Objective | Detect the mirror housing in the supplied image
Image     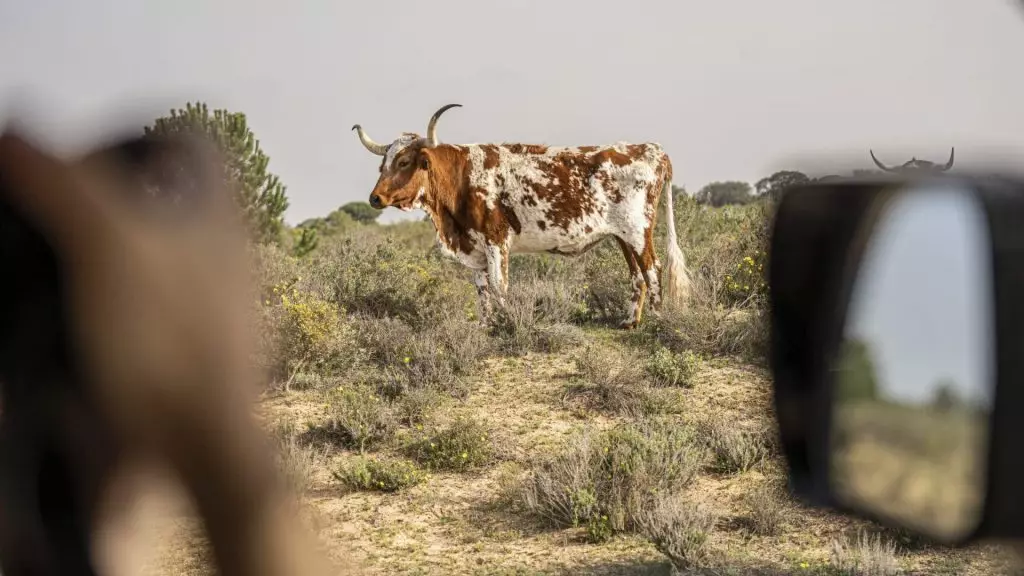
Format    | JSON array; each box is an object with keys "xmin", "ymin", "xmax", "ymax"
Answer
[{"xmin": 769, "ymin": 172, "xmax": 1024, "ymax": 545}]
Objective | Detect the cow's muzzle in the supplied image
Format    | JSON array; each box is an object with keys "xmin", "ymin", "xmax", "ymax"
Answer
[{"xmin": 369, "ymin": 194, "xmax": 383, "ymax": 209}]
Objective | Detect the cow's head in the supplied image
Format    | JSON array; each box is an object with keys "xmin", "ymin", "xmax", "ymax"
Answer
[
  {"xmin": 352, "ymin": 104, "xmax": 461, "ymax": 211},
  {"xmin": 869, "ymin": 148, "xmax": 955, "ymax": 173}
]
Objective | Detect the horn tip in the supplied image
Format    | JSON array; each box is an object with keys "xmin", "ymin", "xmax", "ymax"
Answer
[{"xmin": 351, "ymin": 124, "xmax": 360, "ymax": 131}]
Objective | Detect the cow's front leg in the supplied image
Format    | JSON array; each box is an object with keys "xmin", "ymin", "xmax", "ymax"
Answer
[
  {"xmin": 473, "ymin": 269, "xmax": 494, "ymax": 322},
  {"xmin": 485, "ymin": 242, "xmax": 509, "ymax": 309}
]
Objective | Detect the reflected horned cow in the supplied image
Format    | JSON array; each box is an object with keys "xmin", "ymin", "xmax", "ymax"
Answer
[
  {"xmin": 869, "ymin": 148, "xmax": 955, "ymax": 173},
  {"xmin": 351, "ymin": 104, "xmax": 692, "ymax": 328}
]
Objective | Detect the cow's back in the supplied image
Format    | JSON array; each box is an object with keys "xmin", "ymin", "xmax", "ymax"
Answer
[{"xmin": 460, "ymin": 141, "xmax": 669, "ymax": 254}]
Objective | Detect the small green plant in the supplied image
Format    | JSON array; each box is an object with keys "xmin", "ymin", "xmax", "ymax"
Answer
[
  {"xmin": 321, "ymin": 386, "xmax": 396, "ymax": 453},
  {"xmin": 395, "ymin": 387, "xmax": 445, "ymax": 427},
  {"xmin": 724, "ymin": 251, "xmax": 768, "ymax": 305},
  {"xmin": 334, "ymin": 456, "xmax": 427, "ymax": 492},
  {"xmin": 586, "ymin": 514, "xmax": 614, "ymax": 544},
  {"xmin": 407, "ymin": 416, "xmax": 494, "ymax": 472},
  {"xmin": 645, "ymin": 346, "xmax": 702, "ymax": 387}
]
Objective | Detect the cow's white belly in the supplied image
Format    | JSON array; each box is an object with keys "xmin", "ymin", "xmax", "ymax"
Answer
[{"xmin": 510, "ymin": 223, "xmax": 611, "ymax": 255}]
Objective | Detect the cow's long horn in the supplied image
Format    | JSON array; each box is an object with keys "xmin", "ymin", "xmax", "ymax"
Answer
[
  {"xmin": 937, "ymin": 147, "xmax": 955, "ymax": 172},
  {"xmin": 352, "ymin": 124, "xmax": 388, "ymax": 156},
  {"xmin": 425, "ymin": 104, "xmax": 462, "ymax": 148},
  {"xmin": 870, "ymin": 150, "xmax": 898, "ymax": 173}
]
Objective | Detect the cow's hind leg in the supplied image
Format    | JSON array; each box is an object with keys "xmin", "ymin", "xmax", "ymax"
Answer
[
  {"xmin": 639, "ymin": 226, "xmax": 664, "ymax": 313},
  {"xmin": 615, "ymin": 237, "xmax": 647, "ymax": 329},
  {"xmin": 473, "ymin": 269, "xmax": 494, "ymax": 323}
]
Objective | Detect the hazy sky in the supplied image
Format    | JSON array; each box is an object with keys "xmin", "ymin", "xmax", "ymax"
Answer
[
  {"xmin": 845, "ymin": 183, "xmax": 996, "ymax": 406},
  {"xmin": 2, "ymin": 0, "xmax": 1024, "ymax": 225}
]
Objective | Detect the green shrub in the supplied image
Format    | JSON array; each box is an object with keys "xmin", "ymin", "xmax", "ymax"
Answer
[
  {"xmin": 270, "ymin": 278, "xmax": 360, "ymax": 390},
  {"xmin": 320, "ymin": 386, "xmax": 396, "ymax": 452},
  {"xmin": 406, "ymin": 416, "xmax": 494, "ymax": 472},
  {"xmin": 334, "ymin": 456, "xmax": 428, "ymax": 493},
  {"xmin": 645, "ymin": 346, "xmax": 702, "ymax": 388}
]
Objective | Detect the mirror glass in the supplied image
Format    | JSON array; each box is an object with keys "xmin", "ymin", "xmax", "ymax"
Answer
[{"xmin": 829, "ymin": 181, "xmax": 995, "ymax": 542}]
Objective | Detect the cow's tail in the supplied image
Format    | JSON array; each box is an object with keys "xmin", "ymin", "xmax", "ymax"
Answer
[{"xmin": 661, "ymin": 174, "xmax": 692, "ymax": 310}]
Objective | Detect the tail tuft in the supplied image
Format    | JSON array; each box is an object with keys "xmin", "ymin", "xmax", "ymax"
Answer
[{"xmin": 662, "ymin": 180, "xmax": 691, "ymax": 309}]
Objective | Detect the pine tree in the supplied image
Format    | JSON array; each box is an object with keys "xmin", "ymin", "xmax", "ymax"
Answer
[{"xmin": 145, "ymin": 102, "xmax": 289, "ymax": 244}]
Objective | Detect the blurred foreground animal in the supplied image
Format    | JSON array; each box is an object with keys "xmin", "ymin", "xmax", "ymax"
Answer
[
  {"xmin": 0, "ymin": 130, "xmax": 342, "ymax": 576},
  {"xmin": 352, "ymin": 104, "xmax": 692, "ymax": 328}
]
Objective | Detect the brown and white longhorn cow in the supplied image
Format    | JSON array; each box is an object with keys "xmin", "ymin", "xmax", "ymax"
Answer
[{"xmin": 352, "ymin": 104, "xmax": 691, "ymax": 328}]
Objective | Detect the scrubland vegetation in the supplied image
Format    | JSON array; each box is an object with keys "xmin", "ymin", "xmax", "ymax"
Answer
[
  {"xmin": 138, "ymin": 103, "xmax": 1021, "ymax": 575},
  {"xmin": 138, "ymin": 196, "xmax": 1019, "ymax": 576}
]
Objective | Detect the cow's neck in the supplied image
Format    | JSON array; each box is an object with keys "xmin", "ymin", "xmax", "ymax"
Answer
[{"xmin": 422, "ymin": 145, "xmax": 476, "ymax": 254}]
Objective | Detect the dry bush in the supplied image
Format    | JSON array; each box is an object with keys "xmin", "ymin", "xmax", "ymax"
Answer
[
  {"xmin": 488, "ymin": 277, "xmax": 586, "ymax": 355},
  {"xmin": 267, "ymin": 278, "xmax": 361, "ymax": 390},
  {"xmin": 395, "ymin": 387, "xmax": 445, "ymax": 427},
  {"xmin": 356, "ymin": 315, "xmax": 490, "ymax": 399},
  {"xmin": 637, "ymin": 496, "xmax": 717, "ymax": 574},
  {"xmin": 744, "ymin": 484, "xmax": 787, "ymax": 536},
  {"xmin": 636, "ymin": 304, "xmax": 770, "ymax": 362},
  {"xmin": 700, "ymin": 418, "xmax": 772, "ymax": 475},
  {"xmin": 521, "ymin": 418, "xmax": 704, "ymax": 538},
  {"xmin": 830, "ymin": 530, "xmax": 902, "ymax": 575},
  {"xmin": 270, "ymin": 422, "xmax": 322, "ymax": 496},
  {"xmin": 565, "ymin": 347, "xmax": 663, "ymax": 417},
  {"xmin": 314, "ymin": 234, "xmax": 477, "ymax": 329}
]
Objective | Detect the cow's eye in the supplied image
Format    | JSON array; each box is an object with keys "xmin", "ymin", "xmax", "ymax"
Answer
[{"xmin": 398, "ymin": 158, "xmax": 410, "ymax": 168}]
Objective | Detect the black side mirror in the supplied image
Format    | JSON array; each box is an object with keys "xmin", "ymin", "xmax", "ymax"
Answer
[{"xmin": 769, "ymin": 173, "xmax": 1024, "ymax": 545}]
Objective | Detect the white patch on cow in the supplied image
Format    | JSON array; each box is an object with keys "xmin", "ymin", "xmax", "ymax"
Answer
[
  {"xmin": 382, "ymin": 133, "xmax": 421, "ymax": 171},
  {"xmin": 411, "ymin": 187, "xmax": 426, "ymax": 210}
]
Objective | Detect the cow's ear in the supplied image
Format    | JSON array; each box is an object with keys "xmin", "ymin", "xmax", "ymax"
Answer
[{"xmin": 418, "ymin": 149, "xmax": 431, "ymax": 171}]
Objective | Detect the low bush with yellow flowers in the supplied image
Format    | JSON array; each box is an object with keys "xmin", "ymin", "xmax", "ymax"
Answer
[
  {"xmin": 267, "ymin": 276, "xmax": 360, "ymax": 390},
  {"xmin": 405, "ymin": 415, "xmax": 494, "ymax": 472},
  {"xmin": 333, "ymin": 455, "xmax": 428, "ymax": 493},
  {"xmin": 724, "ymin": 250, "xmax": 768, "ymax": 305}
]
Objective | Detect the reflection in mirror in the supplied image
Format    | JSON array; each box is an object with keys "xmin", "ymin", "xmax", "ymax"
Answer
[{"xmin": 830, "ymin": 181, "xmax": 995, "ymax": 543}]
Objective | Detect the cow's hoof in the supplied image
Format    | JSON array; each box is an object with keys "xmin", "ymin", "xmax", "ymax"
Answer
[{"xmin": 618, "ymin": 320, "xmax": 639, "ymax": 330}]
